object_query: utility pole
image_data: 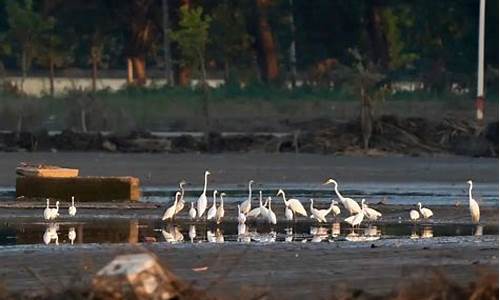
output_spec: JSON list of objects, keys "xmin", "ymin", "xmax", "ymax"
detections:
[
  {"xmin": 162, "ymin": 0, "xmax": 174, "ymax": 86},
  {"xmin": 475, "ymin": 0, "xmax": 486, "ymax": 124},
  {"xmin": 289, "ymin": 0, "xmax": 297, "ymax": 88}
]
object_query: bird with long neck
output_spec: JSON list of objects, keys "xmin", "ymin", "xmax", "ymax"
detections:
[
  {"xmin": 361, "ymin": 199, "xmax": 382, "ymax": 221},
  {"xmin": 310, "ymin": 199, "xmax": 327, "ymax": 223},
  {"xmin": 68, "ymin": 196, "xmax": 77, "ymax": 216},
  {"xmin": 240, "ymin": 180, "xmax": 254, "ymax": 215},
  {"xmin": 417, "ymin": 202, "xmax": 433, "ymax": 219},
  {"xmin": 197, "ymin": 171, "xmax": 210, "ymax": 218},
  {"xmin": 323, "ymin": 179, "xmax": 361, "ymax": 215},
  {"xmin": 175, "ymin": 180, "xmax": 187, "ymax": 214},
  {"xmin": 216, "ymin": 192, "xmax": 225, "ymax": 224},
  {"xmin": 267, "ymin": 197, "xmax": 277, "ymax": 225},
  {"xmin": 43, "ymin": 199, "xmax": 51, "ymax": 220},
  {"xmin": 162, "ymin": 192, "xmax": 181, "ymax": 221},
  {"xmin": 277, "ymin": 189, "xmax": 307, "ymax": 217},
  {"xmin": 467, "ymin": 180, "xmax": 480, "ymax": 224},
  {"xmin": 207, "ymin": 190, "xmax": 218, "ymax": 220}
]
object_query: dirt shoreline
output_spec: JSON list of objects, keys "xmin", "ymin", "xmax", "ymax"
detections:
[
  {"xmin": 0, "ymin": 152, "xmax": 497, "ymax": 187},
  {"xmin": 0, "ymin": 236, "xmax": 497, "ymax": 299}
]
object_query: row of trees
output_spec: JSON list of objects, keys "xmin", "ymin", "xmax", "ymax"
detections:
[{"xmin": 0, "ymin": 0, "xmax": 498, "ymax": 96}]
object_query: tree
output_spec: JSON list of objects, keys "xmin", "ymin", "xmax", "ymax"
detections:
[
  {"xmin": 37, "ymin": 31, "xmax": 72, "ymax": 97},
  {"xmin": 170, "ymin": 4, "xmax": 211, "ymax": 125},
  {"xmin": 255, "ymin": 0, "xmax": 279, "ymax": 82},
  {"xmin": 210, "ymin": 1, "xmax": 253, "ymax": 83},
  {"xmin": 6, "ymin": 0, "xmax": 53, "ymax": 91}
]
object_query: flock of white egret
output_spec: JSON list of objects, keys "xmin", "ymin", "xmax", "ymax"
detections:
[
  {"xmin": 160, "ymin": 171, "xmax": 482, "ymax": 227},
  {"xmin": 38, "ymin": 173, "xmax": 481, "ymax": 245}
]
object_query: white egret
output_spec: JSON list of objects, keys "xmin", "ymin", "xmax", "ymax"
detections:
[
  {"xmin": 175, "ymin": 180, "xmax": 187, "ymax": 214},
  {"xmin": 197, "ymin": 171, "xmax": 210, "ymax": 218},
  {"xmin": 207, "ymin": 230, "xmax": 216, "ymax": 243},
  {"xmin": 189, "ymin": 202, "xmax": 197, "ymax": 220},
  {"xmin": 324, "ymin": 179, "xmax": 362, "ymax": 215},
  {"xmin": 50, "ymin": 201, "xmax": 60, "ymax": 220},
  {"xmin": 259, "ymin": 191, "xmax": 269, "ymax": 220},
  {"xmin": 417, "ymin": 202, "xmax": 433, "ymax": 219},
  {"xmin": 330, "ymin": 200, "xmax": 341, "ymax": 217},
  {"xmin": 162, "ymin": 192, "xmax": 180, "ymax": 221},
  {"xmin": 247, "ymin": 192, "xmax": 268, "ymax": 218},
  {"xmin": 267, "ymin": 197, "xmax": 277, "ymax": 225},
  {"xmin": 237, "ymin": 204, "xmax": 246, "ymax": 224},
  {"xmin": 310, "ymin": 199, "xmax": 327, "ymax": 223},
  {"xmin": 344, "ymin": 210, "xmax": 364, "ymax": 229},
  {"xmin": 410, "ymin": 209, "xmax": 420, "ymax": 222},
  {"xmin": 207, "ymin": 190, "xmax": 218, "ymax": 221},
  {"xmin": 216, "ymin": 192, "xmax": 225, "ymax": 224},
  {"xmin": 467, "ymin": 180, "xmax": 480, "ymax": 224},
  {"xmin": 277, "ymin": 189, "xmax": 307, "ymax": 217},
  {"xmin": 284, "ymin": 205, "xmax": 293, "ymax": 221},
  {"xmin": 240, "ymin": 180, "xmax": 254, "ymax": 215},
  {"xmin": 317, "ymin": 200, "xmax": 338, "ymax": 220},
  {"xmin": 68, "ymin": 227, "xmax": 76, "ymax": 245},
  {"xmin": 68, "ymin": 196, "xmax": 77, "ymax": 216},
  {"xmin": 43, "ymin": 199, "xmax": 52, "ymax": 220},
  {"xmin": 361, "ymin": 199, "xmax": 382, "ymax": 221}
]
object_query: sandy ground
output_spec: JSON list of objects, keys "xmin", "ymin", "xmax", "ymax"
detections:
[{"xmin": 0, "ymin": 152, "xmax": 497, "ymax": 187}]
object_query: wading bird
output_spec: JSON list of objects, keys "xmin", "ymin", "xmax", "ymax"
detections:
[
  {"xmin": 467, "ymin": 180, "xmax": 480, "ymax": 224},
  {"xmin": 277, "ymin": 189, "xmax": 307, "ymax": 217},
  {"xmin": 284, "ymin": 205, "xmax": 293, "ymax": 221},
  {"xmin": 68, "ymin": 196, "xmax": 77, "ymax": 216},
  {"xmin": 267, "ymin": 197, "xmax": 277, "ymax": 225},
  {"xmin": 50, "ymin": 201, "xmax": 60, "ymax": 220},
  {"xmin": 237, "ymin": 204, "xmax": 246, "ymax": 224},
  {"xmin": 189, "ymin": 202, "xmax": 197, "ymax": 220},
  {"xmin": 330, "ymin": 200, "xmax": 341, "ymax": 218},
  {"xmin": 162, "ymin": 192, "xmax": 181, "ymax": 221},
  {"xmin": 207, "ymin": 190, "xmax": 218, "ymax": 221},
  {"xmin": 240, "ymin": 180, "xmax": 254, "ymax": 215},
  {"xmin": 197, "ymin": 171, "xmax": 210, "ymax": 218},
  {"xmin": 361, "ymin": 199, "xmax": 382, "ymax": 221},
  {"xmin": 344, "ymin": 210, "xmax": 364, "ymax": 229},
  {"xmin": 216, "ymin": 192, "xmax": 225, "ymax": 224},
  {"xmin": 324, "ymin": 179, "xmax": 361, "ymax": 215},
  {"xmin": 43, "ymin": 199, "xmax": 52, "ymax": 220},
  {"xmin": 310, "ymin": 199, "xmax": 327, "ymax": 223},
  {"xmin": 410, "ymin": 209, "xmax": 420, "ymax": 222},
  {"xmin": 259, "ymin": 191, "xmax": 269, "ymax": 220},
  {"xmin": 418, "ymin": 202, "xmax": 433, "ymax": 219},
  {"xmin": 247, "ymin": 191, "xmax": 268, "ymax": 218},
  {"xmin": 175, "ymin": 180, "xmax": 187, "ymax": 214}
]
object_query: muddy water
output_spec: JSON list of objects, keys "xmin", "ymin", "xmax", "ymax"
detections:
[{"xmin": 0, "ymin": 218, "xmax": 495, "ymax": 246}]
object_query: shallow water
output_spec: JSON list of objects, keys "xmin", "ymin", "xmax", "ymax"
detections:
[{"xmin": 0, "ymin": 218, "xmax": 495, "ymax": 247}]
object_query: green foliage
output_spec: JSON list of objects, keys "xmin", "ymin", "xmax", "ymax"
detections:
[
  {"xmin": 169, "ymin": 5, "xmax": 211, "ymax": 71},
  {"xmin": 6, "ymin": 0, "xmax": 54, "ymax": 72}
]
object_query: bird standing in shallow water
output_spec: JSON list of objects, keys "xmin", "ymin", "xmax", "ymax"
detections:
[
  {"xmin": 344, "ymin": 210, "xmax": 364, "ymax": 229},
  {"xmin": 277, "ymin": 189, "xmax": 307, "ymax": 217},
  {"xmin": 189, "ymin": 202, "xmax": 197, "ymax": 220},
  {"xmin": 267, "ymin": 197, "xmax": 277, "ymax": 225},
  {"xmin": 240, "ymin": 180, "xmax": 254, "ymax": 215},
  {"xmin": 162, "ymin": 192, "xmax": 180, "ymax": 221},
  {"xmin": 207, "ymin": 190, "xmax": 218, "ymax": 221},
  {"xmin": 43, "ymin": 199, "xmax": 52, "ymax": 220},
  {"xmin": 197, "ymin": 171, "xmax": 210, "ymax": 218},
  {"xmin": 216, "ymin": 192, "xmax": 225, "ymax": 224},
  {"xmin": 310, "ymin": 199, "xmax": 327, "ymax": 223},
  {"xmin": 237, "ymin": 204, "xmax": 246, "ymax": 224},
  {"xmin": 68, "ymin": 196, "xmax": 77, "ymax": 216},
  {"xmin": 418, "ymin": 202, "xmax": 433, "ymax": 219},
  {"xmin": 324, "ymin": 179, "xmax": 362, "ymax": 215},
  {"xmin": 467, "ymin": 180, "xmax": 480, "ymax": 224},
  {"xmin": 410, "ymin": 209, "xmax": 420, "ymax": 222},
  {"xmin": 361, "ymin": 199, "xmax": 382, "ymax": 221},
  {"xmin": 175, "ymin": 180, "xmax": 187, "ymax": 214}
]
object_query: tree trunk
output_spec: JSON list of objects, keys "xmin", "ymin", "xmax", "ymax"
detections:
[
  {"xmin": 127, "ymin": 58, "xmax": 134, "ymax": 84},
  {"xmin": 198, "ymin": 50, "xmax": 210, "ymax": 129},
  {"xmin": 49, "ymin": 58, "xmax": 55, "ymax": 97},
  {"xmin": 223, "ymin": 59, "xmax": 230, "ymax": 83},
  {"xmin": 162, "ymin": 0, "xmax": 174, "ymax": 86},
  {"xmin": 21, "ymin": 49, "xmax": 27, "ymax": 91},
  {"xmin": 177, "ymin": 0, "xmax": 191, "ymax": 87},
  {"xmin": 289, "ymin": 0, "xmax": 297, "ymax": 88},
  {"xmin": 256, "ymin": 0, "xmax": 279, "ymax": 82},
  {"xmin": 360, "ymin": 87, "xmax": 373, "ymax": 150},
  {"xmin": 91, "ymin": 55, "xmax": 98, "ymax": 93},
  {"xmin": 132, "ymin": 56, "xmax": 147, "ymax": 85}
]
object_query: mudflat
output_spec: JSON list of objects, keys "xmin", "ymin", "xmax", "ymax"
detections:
[{"xmin": 0, "ymin": 152, "xmax": 497, "ymax": 186}]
